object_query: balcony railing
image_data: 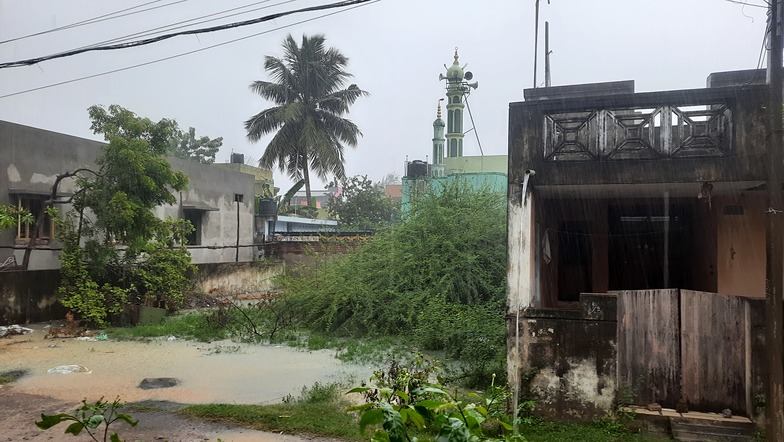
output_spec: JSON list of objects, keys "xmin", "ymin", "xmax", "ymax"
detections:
[{"xmin": 543, "ymin": 104, "xmax": 732, "ymax": 162}]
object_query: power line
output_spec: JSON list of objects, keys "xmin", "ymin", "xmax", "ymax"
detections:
[
  {"xmin": 0, "ymin": 0, "xmax": 380, "ymax": 99},
  {"xmin": 75, "ymin": 0, "xmax": 296, "ymax": 51},
  {"xmin": 0, "ymin": 0, "xmax": 373, "ymax": 69},
  {"xmin": 722, "ymin": 0, "xmax": 769, "ymax": 9},
  {"xmin": 0, "ymin": 0, "xmax": 188, "ymax": 45}
]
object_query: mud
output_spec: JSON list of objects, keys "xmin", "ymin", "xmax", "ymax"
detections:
[{"xmin": 0, "ymin": 324, "xmax": 373, "ymax": 441}]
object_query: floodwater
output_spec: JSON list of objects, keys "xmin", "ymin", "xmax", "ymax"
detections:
[{"xmin": 0, "ymin": 325, "xmax": 373, "ymax": 405}]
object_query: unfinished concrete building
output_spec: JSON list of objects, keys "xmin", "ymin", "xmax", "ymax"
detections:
[{"xmin": 507, "ymin": 70, "xmax": 770, "ymax": 428}]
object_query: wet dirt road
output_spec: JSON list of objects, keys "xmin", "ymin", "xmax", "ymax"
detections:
[{"xmin": 0, "ymin": 324, "xmax": 372, "ymax": 441}]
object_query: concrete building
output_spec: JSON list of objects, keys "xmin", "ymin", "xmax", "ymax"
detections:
[
  {"xmin": 507, "ymin": 70, "xmax": 769, "ymax": 425},
  {"xmin": 1, "ymin": 120, "xmax": 257, "ymax": 270}
]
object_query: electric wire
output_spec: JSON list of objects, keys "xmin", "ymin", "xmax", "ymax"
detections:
[
  {"xmin": 0, "ymin": 0, "xmax": 187, "ymax": 45},
  {"xmin": 0, "ymin": 0, "xmax": 373, "ymax": 69},
  {"xmin": 723, "ymin": 0, "xmax": 770, "ymax": 8},
  {"xmin": 75, "ymin": 0, "xmax": 297, "ymax": 51},
  {"xmin": 731, "ymin": 18, "xmax": 770, "ymax": 97},
  {"xmin": 463, "ymin": 94, "xmax": 484, "ymax": 156},
  {"xmin": 0, "ymin": 0, "xmax": 380, "ymax": 99}
]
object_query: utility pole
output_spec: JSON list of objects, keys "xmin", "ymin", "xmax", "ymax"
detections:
[
  {"xmin": 533, "ymin": 0, "xmax": 540, "ymax": 88},
  {"xmin": 766, "ymin": 0, "xmax": 784, "ymax": 437},
  {"xmin": 544, "ymin": 21, "xmax": 551, "ymax": 87}
]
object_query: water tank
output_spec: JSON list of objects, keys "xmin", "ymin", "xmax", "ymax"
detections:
[
  {"xmin": 406, "ymin": 160, "xmax": 429, "ymax": 178},
  {"xmin": 257, "ymin": 198, "xmax": 277, "ymax": 216},
  {"xmin": 230, "ymin": 153, "xmax": 245, "ymax": 164}
]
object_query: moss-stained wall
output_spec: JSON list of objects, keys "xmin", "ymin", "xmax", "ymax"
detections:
[
  {"xmin": 0, "ymin": 262, "xmax": 285, "ymax": 323},
  {"xmin": 0, "ymin": 270, "xmax": 65, "ymax": 324},
  {"xmin": 510, "ymin": 294, "xmax": 617, "ymax": 421},
  {"xmin": 191, "ymin": 261, "xmax": 284, "ymax": 296}
]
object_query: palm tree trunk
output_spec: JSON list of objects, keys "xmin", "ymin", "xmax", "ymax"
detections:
[{"xmin": 302, "ymin": 161, "xmax": 313, "ymax": 207}]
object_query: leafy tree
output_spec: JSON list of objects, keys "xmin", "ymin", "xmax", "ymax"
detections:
[
  {"xmin": 0, "ymin": 204, "xmax": 32, "ymax": 231},
  {"xmin": 326, "ymin": 175, "xmax": 399, "ymax": 229},
  {"xmin": 57, "ymin": 105, "xmax": 195, "ymax": 326},
  {"xmin": 245, "ymin": 34, "xmax": 368, "ymax": 207},
  {"xmin": 169, "ymin": 126, "xmax": 223, "ymax": 164}
]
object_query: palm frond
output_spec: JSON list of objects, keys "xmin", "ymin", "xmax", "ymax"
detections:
[
  {"xmin": 250, "ymin": 81, "xmax": 296, "ymax": 105},
  {"xmin": 244, "ymin": 106, "xmax": 286, "ymax": 142},
  {"xmin": 318, "ymin": 85, "xmax": 369, "ymax": 114},
  {"xmin": 318, "ymin": 111, "xmax": 362, "ymax": 146}
]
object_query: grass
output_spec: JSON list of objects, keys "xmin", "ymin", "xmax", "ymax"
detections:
[
  {"xmin": 179, "ymin": 380, "xmax": 365, "ymax": 440},
  {"xmin": 108, "ymin": 312, "xmax": 414, "ymax": 365},
  {"xmin": 292, "ymin": 333, "xmax": 415, "ymax": 364},
  {"xmin": 179, "ymin": 401, "xmax": 364, "ymax": 440},
  {"xmin": 519, "ymin": 420, "xmax": 670, "ymax": 442},
  {"xmin": 179, "ymin": 403, "xmax": 670, "ymax": 442},
  {"xmin": 106, "ymin": 312, "xmax": 225, "ymax": 342}
]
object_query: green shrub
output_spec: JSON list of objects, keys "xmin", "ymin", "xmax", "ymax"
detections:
[{"xmin": 278, "ymin": 182, "xmax": 507, "ymax": 387}]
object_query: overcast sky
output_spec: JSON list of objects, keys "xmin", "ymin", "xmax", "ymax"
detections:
[{"xmin": 0, "ymin": 0, "xmax": 771, "ymax": 192}]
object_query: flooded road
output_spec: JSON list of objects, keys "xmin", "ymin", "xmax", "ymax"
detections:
[
  {"xmin": 0, "ymin": 325, "xmax": 374, "ymax": 441},
  {"xmin": 0, "ymin": 325, "xmax": 371, "ymax": 405}
]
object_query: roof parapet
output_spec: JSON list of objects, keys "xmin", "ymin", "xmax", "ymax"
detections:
[{"xmin": 523, "ymin": 80, "xmax": 635, "ymax": 101}]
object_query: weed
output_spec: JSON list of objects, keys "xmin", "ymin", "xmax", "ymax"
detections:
[
  {"xmin": 516, "ymin": 400, "xmax": 538, "ymax": 427},
  {"xmin": 348, "ymin": 380, "xmax": 517, "ymax": 441},
  {"xmin": 35, "ymin": 396, "xmax": 137, "ymax": 442},
  {"xmin": 298, "ymin": 382, "xmax": 341, "ymax": 404},
  {"xmin": 107, "ymin": 312, "xmax": 225, "ymax": 342}
]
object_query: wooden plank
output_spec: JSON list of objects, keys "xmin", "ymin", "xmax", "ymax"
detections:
[
  {"xmin": 616, "ymin": 289, "xmax": 680, "ymax": 407},
  {"xmin": 680, "ymin": 290, "xmax": 747, "ymax": 414}
]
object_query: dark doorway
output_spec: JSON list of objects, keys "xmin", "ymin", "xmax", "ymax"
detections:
[
  {"xmin": 608, "ymin": 202, "xmax": 692, "ymax": 290},
  {"xmin": 557, "ymin": 221, "xmax": 593, "ymax": 302}
]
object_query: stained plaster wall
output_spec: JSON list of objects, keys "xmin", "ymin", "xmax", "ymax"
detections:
[
  {"xmin": 1, "ymin": 121, "xmax": 255, "ymax": 269},
  {"xmin": 1, "ymin": 120, "xmax": 102, "ymax": 269},
  {"xmin": 511, "ymin": 294, "xmax": 617, "ymax": 421},
  {"xmin": 191, "ymin": 261, "xmax": 283, "ymax": 296},
  {"xmin": 0, "ymin": 262, "xmax": 285, "ymax": 324},
  {"xmin": 161, "ymin": 157, "xmax": 255, "ymax": 263}
]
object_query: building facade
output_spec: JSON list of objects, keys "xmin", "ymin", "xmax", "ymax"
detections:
[
  {"xmin": 1, "ymin": 120, "xmax": 257, "ymax": 270},
  {"xmin": 507, "ymin": 71, "xmax": 770, "ymax": 421}
]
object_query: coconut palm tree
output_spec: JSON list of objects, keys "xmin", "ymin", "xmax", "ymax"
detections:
[{"xmin": 245, "ymin": 34, "xmax": 368, "ymax": 207}]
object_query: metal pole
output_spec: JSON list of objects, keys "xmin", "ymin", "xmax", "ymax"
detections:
[
  {"xmin": 533, "ymin": 0, "xmax": 539, "ymax": 88},
  {"xmin": 545, "ymin": 21, "xmax": 551, "ymax": 87},
  {"xmin": 766, "ymin": 0, "xmax": 784, "ymax": 437},
  {"xmin": 236, "ymin": 199, "xmax": 240, "ymax": 262}
]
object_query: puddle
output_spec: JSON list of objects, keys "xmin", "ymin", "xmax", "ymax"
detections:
[{"xmin": 0, "ymin": 326, "xmax": 372, "ymax": 405}]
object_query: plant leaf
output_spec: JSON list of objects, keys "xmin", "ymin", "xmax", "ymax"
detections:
[
  {"xmin": 35, "ymin": 414, "xmax": 71, "ymax": 430},
  {"xmin": 87, "ymin": 414, "xmax": 105, "ymax": 428},
  {"xmin": 65, "ymin": 422, "xmax": 84, "ymax": 436},
  {"xmin": 114, "ymin": 413, "xmax": 138, "ymax": 427},
  {"xmin": 346, "ymin": 387, "xmax": 372, "ymax": 394},
  {"xmin": 380, "ymin": 402, "xmax": 407, "ymax": 442},
  {"xmin": 403, "ymin": 406, "xmax": 426, "ymax": 430},
  {"xmin": 393, "ymin": 390, "xmax": 409, "ymax": 403},
  {"xmin": 421, "ymin": 386, "xmax": 448, "ymax": 395},
  {"xmin": 415, "ymin": 400, "xmax": 448, "ymax": 409},
  {"xmin": 359, "ymin": 408, "xmax": 384, "ymax": 433}
]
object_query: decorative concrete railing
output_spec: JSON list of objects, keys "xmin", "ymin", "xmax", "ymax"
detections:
[{"xmin": 543, "ymin": 103, "xmax": 732, "ymax": 162}]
